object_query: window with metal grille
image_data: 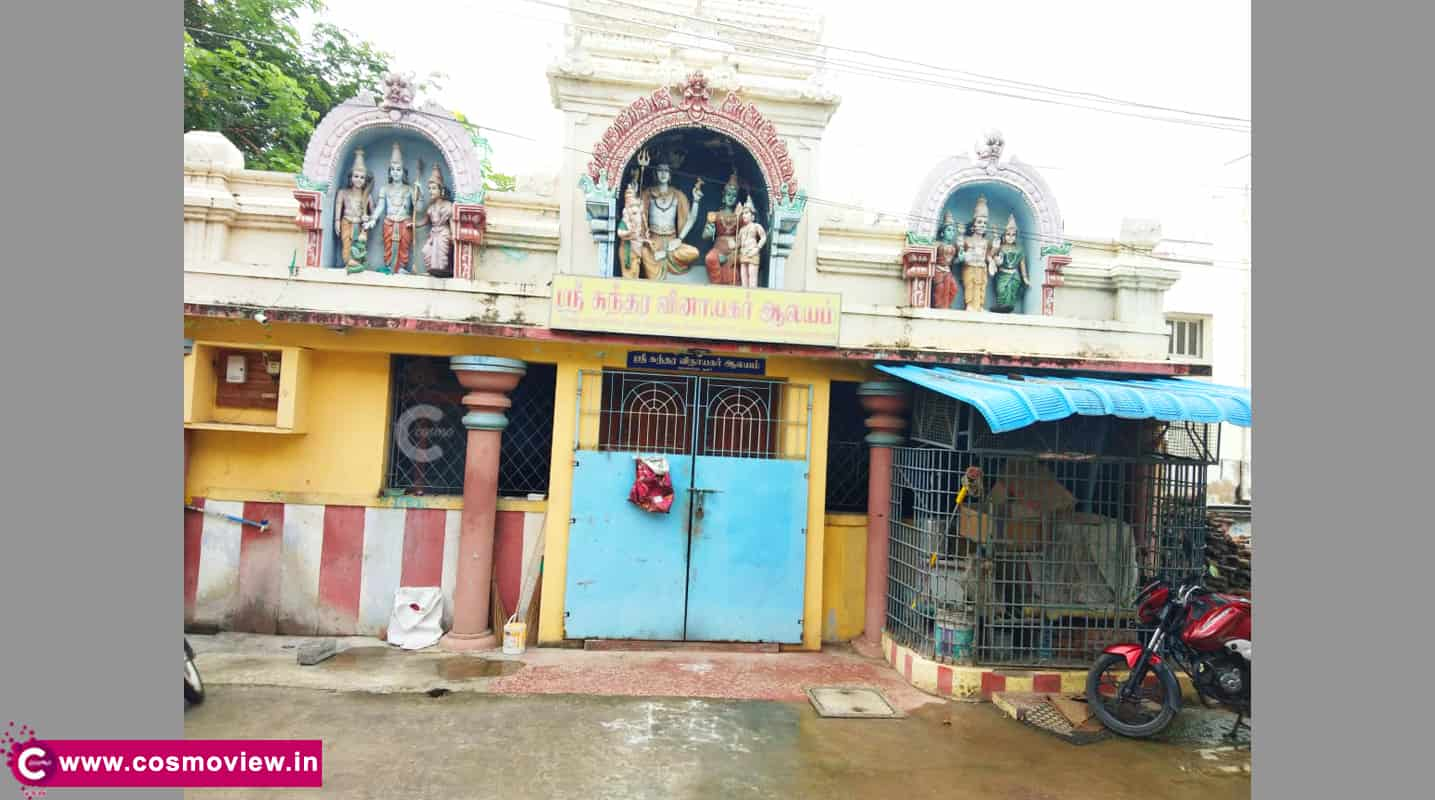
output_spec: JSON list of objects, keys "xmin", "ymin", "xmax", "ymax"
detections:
[
  {"xmin": 498, "ymin": 363, "xmax": 556, "ymax": 496},
  {"xmin": 825, "ymin": 381, "xmax": 870, "ymax": 512},
  {"xmin": 1167, "ymin": 315, "xmax": 1209, "ymax": 360},
  {"xmin": 385, "ymin": 357, "xmax": 555, "ymax": 497}
]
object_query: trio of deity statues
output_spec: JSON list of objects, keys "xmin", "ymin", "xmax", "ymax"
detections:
[
  {"xmin": 908, "ymin": 195, "xmax": 1030, "ymax": 313},
  {"xmin": 334, "ymin": 142, "xmax": 456, "ymax": 277},
  {"xmin": 617, "ymin": 159, "xmax": 767, "ymax": 287}
]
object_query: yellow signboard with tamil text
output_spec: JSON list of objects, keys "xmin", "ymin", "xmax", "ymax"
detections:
[{"xmin": 549, "ymin": 276, "xmax": 841, "ymax": 347}]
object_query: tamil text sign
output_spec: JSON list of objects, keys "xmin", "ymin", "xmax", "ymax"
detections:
[{"xmin": 550, "ymin": 276, "xmax": 841, "ymax": 347}]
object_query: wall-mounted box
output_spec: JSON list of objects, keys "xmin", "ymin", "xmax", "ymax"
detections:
[{"xmin": 184, "ymin": 341, "xmax": 311, "ymax": 434}]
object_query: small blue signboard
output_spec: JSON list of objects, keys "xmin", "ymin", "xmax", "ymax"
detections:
[{"xmin": 627, "ymin": 351, "xmax": 767, "ymax": 375}]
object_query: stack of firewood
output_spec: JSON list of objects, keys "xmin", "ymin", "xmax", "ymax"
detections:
[{"xmin": 1204, "ymin": 511, "xmax": 1252, "ymax": 595}]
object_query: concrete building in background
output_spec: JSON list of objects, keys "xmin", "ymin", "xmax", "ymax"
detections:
[{"xmin": 182, "ymin": 0, "xmax": 1249, "ymax": 662}]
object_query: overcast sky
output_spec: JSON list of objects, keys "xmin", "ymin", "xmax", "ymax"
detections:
[{"xmin": 305, "ymin": 0, "xmax": 1250, "ymax": 251}]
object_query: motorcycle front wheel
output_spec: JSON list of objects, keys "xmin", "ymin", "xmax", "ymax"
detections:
[
  {"xmin": 184, "ymin": 639, "xmax": 205, "ymax": 705},
  {"xmin": 1086, "ymin": 653, "xmax": 1177, "ymax": 738}
]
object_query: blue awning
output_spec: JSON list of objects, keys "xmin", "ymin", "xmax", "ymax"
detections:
[{"xmin": 876, "ymin": 365, "xmax": 1251, "ymax": 434}]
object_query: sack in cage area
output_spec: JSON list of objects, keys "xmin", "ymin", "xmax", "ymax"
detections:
[
  {"xmin": 1037, "ymin": 513, "xmax": 1139, "ymax": 607},
  {"xmin": 628, "ymin": 456, "xmax": 675, "ymax": 514}
]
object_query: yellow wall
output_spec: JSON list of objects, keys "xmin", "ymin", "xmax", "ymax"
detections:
[
  {"xmin": 186, "ymin": 348, "xmax": 390, "ymax": 500},
  {"xmin": 184, "ymin": 316, "xmax": 879, "ymax": 650},
  {"xmin": 822, "ymin": 513, "xmax": 868, "ymax": 642}
]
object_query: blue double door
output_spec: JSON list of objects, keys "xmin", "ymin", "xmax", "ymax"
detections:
[{"xmin": 564, "ymin": 373, "xmax": 810, "ymax": 644}]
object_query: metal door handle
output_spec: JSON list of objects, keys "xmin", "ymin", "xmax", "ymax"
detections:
[{"xmin": 689, "ymin": 487, "xmax": 723, "ymax": 494}]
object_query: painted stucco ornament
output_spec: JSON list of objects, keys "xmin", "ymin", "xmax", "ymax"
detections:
[
  {"xmin": 977, "ymin": 129, "xmax": 1005, "ymax": 174},
  {"xmin": 991, "ymin": 215, "xmax": 1030, "ymax": 313},
  {"xmin": 956, "ymin": 195, "xmax": 996, "ymax": 311},
  {"xmin": 380, "ymin": 72, "xmax": 417, "ymax": 114}
]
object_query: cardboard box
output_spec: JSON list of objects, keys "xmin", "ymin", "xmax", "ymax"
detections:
[
  {"xmin": 959, "ymin": 506, "xmax": 1044, "ymax": 547},
  {"xmin": 989, "ymin": 460, "xmax": 1077, "ymax": 515}
]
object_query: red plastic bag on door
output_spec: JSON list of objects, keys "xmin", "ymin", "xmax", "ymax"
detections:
[{"xmin": 629, "ymin": 456, "xmax": 675, "ymax": 514}]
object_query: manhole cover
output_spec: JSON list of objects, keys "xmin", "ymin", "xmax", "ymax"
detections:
[{"xmin": 806, "ymin": 686, "xmax": 902, "ymax": 719}]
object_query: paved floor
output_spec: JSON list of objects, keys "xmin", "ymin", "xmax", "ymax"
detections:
[
  {"xmin": 188, "ymin": 633, "xmax": 937, "ymax": 710},
  {"xmin": 185, "ymin": 687, "xmax": 1250, "ymax": 800},
  {"xmin": 185, "ymin": 634, "xmax": 1250, "ymax": 798}
]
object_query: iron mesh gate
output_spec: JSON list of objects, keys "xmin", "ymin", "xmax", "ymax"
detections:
[
  {"xmin": 886, "ymin": 390, "xmax": 1214, "ymax": 668},
  {"xmin": 564, "ymin": 369, "xmax": 812, "ymax": 643}
]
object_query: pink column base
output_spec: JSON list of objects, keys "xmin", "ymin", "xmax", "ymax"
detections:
[
  {"xmin": 440, "ymin": 630, "xmax": 499, "ymax": 652},
  {"xmin": 863, "ymin": 445, "xmax": 894, "ymax": 646}
]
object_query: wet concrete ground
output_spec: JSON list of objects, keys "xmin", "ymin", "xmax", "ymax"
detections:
[{"xmin": 184, "ymin": 686, "xmax": 1249, "ymax": 800}]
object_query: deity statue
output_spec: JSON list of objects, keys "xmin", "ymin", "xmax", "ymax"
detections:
[
  {"xmin": 735, "ymin": 198, "xmax": 768, "ymax": 289},
  {"xmin": 632, "ymin": 160, "xmax": 703, "ymax": 279},
  {"xmin": 956, "ymin": 195, "xmax": 996, "ymax": 311},
  {"xmin": 416, "ymin": 164, "xmax": 456, "ymax": 278},
  {"xmin": 617, "ymin": 182, "xmax": 650, "ymax": 280},
  {"xmin": 334, "ymin": 148, "xmax": 373, "ymax": 272},
  {"xmin": 703, "ymin": 173, "xmax": 744, "ymax": 286},
  {"xmin": 991, "ymin": 215, "xmax": 1030, "ymax": 313},
  {"xmin": 368, "ymin": 142, "xmax": 422, "ymax": 274},
  {"xmin": 930, "ymin": 211, "xmax": 961, "ymax": 310}
]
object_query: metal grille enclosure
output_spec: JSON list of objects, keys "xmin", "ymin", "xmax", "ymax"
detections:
[{"xmin": 886, "ymin": 388, "xmax": 1215, "ymax": 669}]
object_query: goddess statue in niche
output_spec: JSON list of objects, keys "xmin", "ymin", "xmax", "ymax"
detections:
[
  {"xmin": 417, "ymin": 164, "xmax": 456, "ymax": 278},
  {"xmin": 703, "ymin": 173, "xmax": 744, "ymax": 286},
  {"xmin": 930, "ymin": 211, "xmax": 961, "ymax": 310},
  {"xmin": 991, "ymin": 215, "xmax": 1030, "ymax": 313},
  {"xmin": 956, "ymin": 195, "xmax": 996, "ymax": 311},
  {"xmin": 334, "ymin": 148, "xmax": 373, "ymax": 271}
]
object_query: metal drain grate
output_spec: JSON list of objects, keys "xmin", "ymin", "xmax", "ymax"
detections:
[
  {"xmin": 806, "ymin": 686, "xmax": 902, "ymax": 719},
  {"xmin": 992, "ymin": 692, "xmax": 1109, "ymax": 744}
]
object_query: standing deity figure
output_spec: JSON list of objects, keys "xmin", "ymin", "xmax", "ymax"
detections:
[
  {"xmin": 617, "ymin": 182, "xmax": 651, "ymax": 280},
  {"xmin": 334, "ymin": 148, "xmax": 373, "ymax": 272},
  {"xmin": 703, "ymin": 173, "xmax": 744, "ymax": 285},
  {"xmin": 991, "ymin": 215, "xmax": 1030, "ymax": 313},
  {"xmin": 369, "ymin": 141, "xmax": 422, "ymax": 274},
  {"xmin": 930, "ymin": 211, "xmax": 961, "ymax": 309},
  {"xmin": 735, "ymin": 198, "xmax": 768, "ymax": 289},
  {"xmin": 633, "ymin": 161, "xmax": 702, "ymax": 279},
  {"xmin": 417, "ymin": 164, "xmax": 456, "ymax": 278},
  {"xmin": 956, "ymin": 195, "xmax": 996, "ymax": 311}
]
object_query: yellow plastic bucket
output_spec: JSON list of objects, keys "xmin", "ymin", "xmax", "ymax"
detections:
[{"xmin": 502, "ymin": 614, "xmax": 526, "ymax": 655}]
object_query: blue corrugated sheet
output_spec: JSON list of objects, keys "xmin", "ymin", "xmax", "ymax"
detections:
[{"xmin": 876, "ymin": 365, "xmax": 1252, "ymax": 434}]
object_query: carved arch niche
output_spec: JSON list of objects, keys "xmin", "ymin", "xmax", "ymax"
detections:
[
  {"xmin": 293, "ymin": 75, "xmax": 488, "ymax": 278},
  {"xmin": 578, "ymin": 72, "xmax": 809, "ymax": 288},
  {"xmin": 905, "ymin": 130, "xmax": 1068, "ymax": 315}
]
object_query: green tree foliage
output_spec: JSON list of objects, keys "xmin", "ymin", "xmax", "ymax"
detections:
[{"xmin": 183, "ymin": 0, "xmax": 391, "ymax": 172}]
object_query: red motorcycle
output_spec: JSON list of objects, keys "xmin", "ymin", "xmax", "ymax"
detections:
[{"xmin": 1086, "ymin": 579, "xmax": 1250, "ymax": 739}]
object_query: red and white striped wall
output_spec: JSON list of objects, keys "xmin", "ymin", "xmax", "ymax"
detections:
[{"xmin": 184, "ymin": 499, "xmax": 546, "ymax": 637}]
